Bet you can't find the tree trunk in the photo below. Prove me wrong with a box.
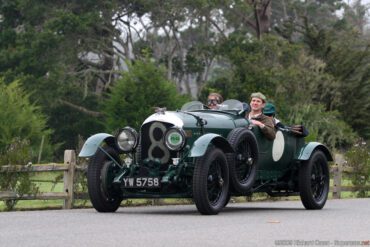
[95,10,115,96]
[250,0,272,39]
[258,0,271,34]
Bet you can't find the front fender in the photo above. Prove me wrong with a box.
[189,133,234,158]
[296,142,333,161]
[78,133,116,158]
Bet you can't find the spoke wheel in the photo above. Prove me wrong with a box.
[227,128,259,193]
[193,147,229,215]
[299,150,329,210]
[88,146,123,212]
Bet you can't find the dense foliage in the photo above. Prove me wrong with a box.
[0,79,52,210]
[0,0,369,156]
[345,140,370,197]
[200,35,358,149]
[0,138,39,210]
[0,79,53,159]
[103,59,189,131]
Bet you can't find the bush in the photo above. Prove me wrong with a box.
[345,140,370,198]
[0,79,53,210]
[0,79,53,160]
[287,104,357,149]
[103,59,190,131]
[0,139,39,210]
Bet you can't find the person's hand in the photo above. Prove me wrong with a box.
[250,119,265,128]
[290,125,303,135]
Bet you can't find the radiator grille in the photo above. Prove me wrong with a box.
[140,121,176,165]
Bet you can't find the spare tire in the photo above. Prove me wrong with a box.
[226,128,259,193]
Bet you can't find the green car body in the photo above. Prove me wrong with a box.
[79,100,332,215]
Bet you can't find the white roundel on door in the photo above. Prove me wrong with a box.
[272,130,285,162]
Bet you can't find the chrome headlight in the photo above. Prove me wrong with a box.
[116,127,138,153]
[164,127,186,151]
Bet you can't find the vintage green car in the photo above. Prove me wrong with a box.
[79,99,332,215]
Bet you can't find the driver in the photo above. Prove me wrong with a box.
[247,92,276,140]
[207,92,223,109]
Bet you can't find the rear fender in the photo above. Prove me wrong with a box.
[296,142,333,162]
[188,133,234,158]
[78,133,117,158]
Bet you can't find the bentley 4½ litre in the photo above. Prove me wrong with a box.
[79,100,332,215]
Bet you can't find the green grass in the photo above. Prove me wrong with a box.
[0,171,66,211]
[32,173,64,192]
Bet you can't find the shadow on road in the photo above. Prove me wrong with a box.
[224,206,304,212]
[113,204,306,216]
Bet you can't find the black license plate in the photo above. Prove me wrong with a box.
[122,177,161,188]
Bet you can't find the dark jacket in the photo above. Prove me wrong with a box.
[249,114,276,141]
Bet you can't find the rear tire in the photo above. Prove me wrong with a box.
[299,150,329,210]
[88,146,122,212]
[226,128,259,193]
[193,147,229,215]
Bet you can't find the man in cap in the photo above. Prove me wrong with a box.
[247,92,276,140]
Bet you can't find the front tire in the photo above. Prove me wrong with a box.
[223,193,231,208]
[193,147,229,215]
[299,150,330,210]
[88,146,122,212]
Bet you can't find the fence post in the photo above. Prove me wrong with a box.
[332,154,344,199]
[63,150,76,209]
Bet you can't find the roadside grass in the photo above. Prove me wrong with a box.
[0,171,64,211]
[0,173,364,211]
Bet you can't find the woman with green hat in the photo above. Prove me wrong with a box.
[263,102,285,129]
[264,102,309,137]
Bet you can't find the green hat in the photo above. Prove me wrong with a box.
[263,102,276,116]
[250,92,266,102]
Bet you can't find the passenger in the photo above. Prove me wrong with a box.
[290,124,309,137]
[263,102,285,129]
[207,92,223,110]
[263,102,309,137]
[247,92,276,140]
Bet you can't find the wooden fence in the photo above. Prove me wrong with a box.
[0,150,87,209]
[0,151,369,209]
[331,153,370,199]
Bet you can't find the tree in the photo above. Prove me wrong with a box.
[272,0,344,42]
[1,0,368,156]
[0,78,53,210]
[103,59,189,131]
[0,1,133,156]
[0,78,53,158]
[201,34,356,149]
[299,13,370,139]
[272,0,370,139]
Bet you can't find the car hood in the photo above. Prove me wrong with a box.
[142,110,238,129]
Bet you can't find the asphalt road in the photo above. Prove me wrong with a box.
[0,199,369,247]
